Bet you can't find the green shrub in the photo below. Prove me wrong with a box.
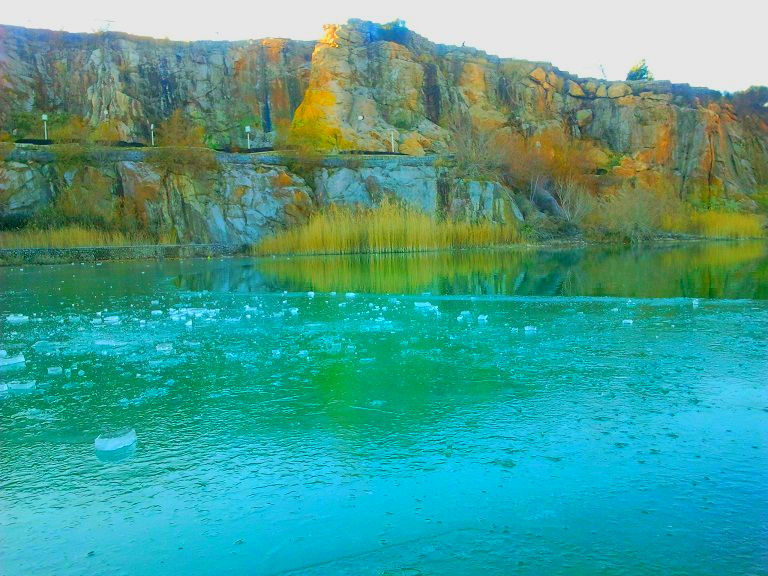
[626,59,653,81]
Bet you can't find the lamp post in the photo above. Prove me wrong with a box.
[390,130,395,153]
[41,114,48,140]
[245,125,251,150]
[150,123,155,146]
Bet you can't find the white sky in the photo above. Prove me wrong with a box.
[2,0,765,92]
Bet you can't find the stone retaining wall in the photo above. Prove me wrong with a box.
[0,244,238,266]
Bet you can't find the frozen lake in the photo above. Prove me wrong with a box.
[1,243,767,575]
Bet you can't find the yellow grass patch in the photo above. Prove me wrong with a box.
[0,226,176,249]
[662,211,765,239]
[254,200,520,255]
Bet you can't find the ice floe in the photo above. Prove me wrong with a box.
[7,380,36,391]
[94,428,137,451]
[414,301,439,315]
[0,353,25,367]
[6,314,29,324]
[94,339,127,348]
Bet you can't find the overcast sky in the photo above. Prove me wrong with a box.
[3,0,765,92]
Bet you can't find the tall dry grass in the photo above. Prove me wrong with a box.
[0,226,176,249]
[254,200,520,255]
[663,211,765,239]
[587,188,765,242]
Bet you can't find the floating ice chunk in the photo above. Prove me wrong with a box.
[345,292,356,299]
[156,343,174,352]
[457,310,472,322]
[185,320,193,327]
[375,316,386,323]
[94,428,137,452]
[524,325,538,333]
[0,350,6,358]
[692,299,700,309]
[0,353,25,367]
[104,315,120,325]
[0,382,6,393]
[33,340,63,353]
[151,300,160,305]
[151,310,163,316]
[477,315,489,323]
[611,307,619,313]
[414,301,433,309]
[307,291,315,299]
[271,349,282,358]
[7,380,36,391]
[329,291,337,296]
[298,350,309,358]
[244,304,259,312]
[339,302,347,308]
[170,307,219,322]
[622,319,634,325]
[415,305,439,315]
[289,307,299,316]
[94,339,127,348]
[47,366,63,376]
[6,314,29,324]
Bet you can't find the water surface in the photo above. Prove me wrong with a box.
[1,243,767,575]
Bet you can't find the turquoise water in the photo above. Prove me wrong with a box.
[1,244,767,575]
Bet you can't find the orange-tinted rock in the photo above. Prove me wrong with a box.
[568,81,585,97]
[607,83,632,98]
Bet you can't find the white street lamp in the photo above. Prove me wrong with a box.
[41,114,48,140]
[150,123,155,146]
[245,125,252,150]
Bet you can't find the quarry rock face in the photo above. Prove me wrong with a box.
[0,150,519,244]
[0,25,314,147]
[1,19,767,241]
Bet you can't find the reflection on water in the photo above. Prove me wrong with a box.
[187,241,768,299]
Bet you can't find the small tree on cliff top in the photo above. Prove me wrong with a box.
[626,59,653,81]
[148,109,216,177]
[157,110,206,147]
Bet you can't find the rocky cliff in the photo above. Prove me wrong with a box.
[1,148,522,244]
[1,19,767,243]
[0,24,314,146]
